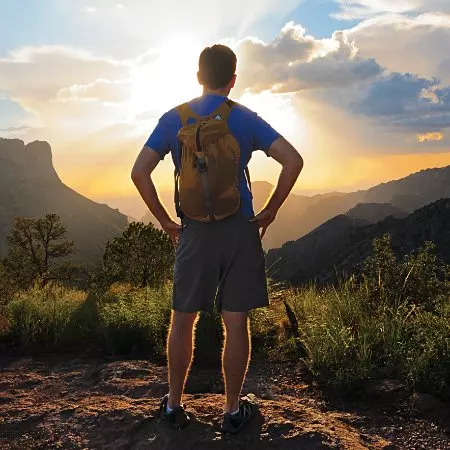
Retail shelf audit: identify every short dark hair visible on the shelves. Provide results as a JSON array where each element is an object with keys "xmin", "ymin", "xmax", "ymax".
[{"xmin": 199, "ymin": 45, "xmax": 237, "ymax": 90}]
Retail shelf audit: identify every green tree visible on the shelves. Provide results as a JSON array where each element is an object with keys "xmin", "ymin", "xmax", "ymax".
[
  {"xmin": 363, "ymin": 234, "xmax": 449, "ymax": 311},
  {"xmin": 4, "ymin": 214, "xmax": 78, "ymax": 288},
  {"xmin": 103, "ymin": 222, "xmax": 174, "ymax": 288}
]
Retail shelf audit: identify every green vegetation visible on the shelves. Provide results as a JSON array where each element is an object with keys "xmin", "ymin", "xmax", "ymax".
[
  {"xmin": 4, "ymin": 214, "xmax": 79, "ymax": 288},
  {"xmin": 98, "ymin": 283, "xmax": 172, "ymax": 358},
  {"xmin": 101, "ymin": 221, "xmax": 174, "ymax": 288},
  {"xmin": 7, "ymin": 285, "xmax": 94, "ymax": 349},
  {"xmin": 1, "ymin": 214, "xmax": 449, "ymax": 397},
  {"xmin": 284, "ymin": 236, "xmax": 450, "ymax": 392}
]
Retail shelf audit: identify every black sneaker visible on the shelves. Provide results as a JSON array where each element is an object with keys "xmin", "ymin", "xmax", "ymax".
[
  {"xmin": 158, "ymin": 394, "xmax": 191, "ymax": 430},
  {"xmin": 221, "ymin": 394, "xmax": 258, "ymax": 434}
]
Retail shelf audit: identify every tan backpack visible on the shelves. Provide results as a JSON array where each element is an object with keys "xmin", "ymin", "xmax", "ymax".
[{"xmin": 175, "ymin": 99, "xmax": 250, "ymax": 222}]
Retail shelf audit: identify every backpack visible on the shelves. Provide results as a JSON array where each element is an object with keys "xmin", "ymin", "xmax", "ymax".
[{"xmin": 175, "ymin": 99, "xmax": 251, "ymax": 222}]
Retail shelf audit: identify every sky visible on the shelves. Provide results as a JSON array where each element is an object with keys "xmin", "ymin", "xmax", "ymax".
[{"xmin": 1, "ymin": 0, "xmax": 450, "ymax": 219}]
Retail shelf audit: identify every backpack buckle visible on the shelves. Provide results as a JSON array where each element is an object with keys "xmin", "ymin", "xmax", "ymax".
[{"xmin": 196, "ymin": 156, "xmax": 207, "ymax": 172}]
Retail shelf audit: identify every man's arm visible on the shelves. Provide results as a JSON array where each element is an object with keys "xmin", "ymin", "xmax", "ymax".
[
  {"xmin": 131, "ymin": 147, "xmax": 181, "ymax": 246},
  {"xmin": 251, "ymin": 137, "xmax": 303, "ymax": 238}
]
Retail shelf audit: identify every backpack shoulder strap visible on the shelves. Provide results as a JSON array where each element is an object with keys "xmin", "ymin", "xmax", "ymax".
[
  {"xmin": 245, "ymin": 166, "xmax": 252, "ymax": 194},
  {"xmin": 176, "ymin": 102, "xmax": 203, "ymax": 127},
  {"xmin": 209, "ymin": 99, "xmax": 237, "ymax": 123}
]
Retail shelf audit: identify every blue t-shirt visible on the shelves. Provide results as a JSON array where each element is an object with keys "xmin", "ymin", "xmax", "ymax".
[{"xmin": 145, "ymin": 94, "xmax": 280, "ymax": 219}]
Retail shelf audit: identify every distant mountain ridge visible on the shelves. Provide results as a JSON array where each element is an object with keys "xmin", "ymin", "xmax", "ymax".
[
  {"xmin": 346, "ymin": 203, "xmax": 408, "ymax": 223},
  {"xmin": 143, "ymin": 165, "xmax": 450, "ymax": 250},
  {"xmin": 265, "ymin": 165, "xmax": 450, "ymax": 250},
  {"xmin": 266, "ymin": 198, "xmax": 450, "ymax": 286},
  {"xmin": 0, "ymin": 138, "xmax": 128, "ymax": 265}
]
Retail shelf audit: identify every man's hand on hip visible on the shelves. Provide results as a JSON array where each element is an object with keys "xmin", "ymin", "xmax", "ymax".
[
  {"xmin": 250, "ymin": 208, "xmax": 276, "ymax": 239},
  {"xmin": 161, "ymin": 219, "xmax": 182, "ymax": 247}
]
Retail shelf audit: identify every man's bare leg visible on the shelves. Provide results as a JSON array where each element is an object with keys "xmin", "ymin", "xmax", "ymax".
[
  {"xmin": 222, "ymin": 311, "xmax": 251, "ymax": 413},
  {"xmin": 167, "ymin": 311, "xmax": 198, "ymax": 409}
]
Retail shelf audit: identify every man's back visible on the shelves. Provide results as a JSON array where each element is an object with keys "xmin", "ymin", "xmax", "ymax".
[{"xmin": 145, "ymin": 94, "xmax": 280, "ymax": 219}]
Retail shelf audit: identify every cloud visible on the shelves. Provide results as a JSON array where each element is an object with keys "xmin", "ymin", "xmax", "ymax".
[
  {"xmin": 0, "ymin": 46, "xmax": 129, "ymax": 106},
  {"xmin": 417, "ymin": 131, "xmax": 444, "ymax": 143},
  {"xmin": 352, "ymin": 72, "xmax": 450, "ymax": 132},
  {"xmin": 56, "ymin": 79, "xmax": 131, "ymax": 103},
  {"xmin": 0, "ymin": 45, "xmax": 132, "ymax": 135},
  {"xmin": 344, "ymin": 13, "xmax": 450, "ymax": 82},
  {"xmin": 333, "ymin": 0, "xmax": 419, "ymax": 19},
  {"xmin": 234, "ymin": 24, "xmax": 382, "ymax": 94},
  {"xmin": 333, "ymin": 0, "xmax": 450, "ymax": 19},
  {"xmin": 0, "ymin": 125, "xmax": 33, "ymax": 132}
]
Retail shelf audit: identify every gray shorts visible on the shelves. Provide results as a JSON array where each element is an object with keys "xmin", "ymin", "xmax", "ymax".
[{"xmin": 173, "ymin": 213, "xmax": 269, "ymax": 313}]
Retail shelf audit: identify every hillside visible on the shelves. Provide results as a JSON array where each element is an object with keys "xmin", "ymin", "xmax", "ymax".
[
  {"xmin": 346, "ymin": 202, "xmax": 408, "ymax": 223},
  {"xmin": 266, "ymin": 166, "xmax": 450, "ymax": 250},
  {"xmin": 0, "ymin": 139, "xmax": 128, "ymax": 265},
  {"xmin": 266, "ymin": 198, "xmax": 450, "ymax": 285},
  {"xmin": 143, "ymin": 166, "xmax": 450, "ymax": 250}
]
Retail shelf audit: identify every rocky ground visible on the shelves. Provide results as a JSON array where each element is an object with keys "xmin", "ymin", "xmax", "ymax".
[{"xmin": 1, "ymin": 355, "xmax": 449, "ymax": 449}]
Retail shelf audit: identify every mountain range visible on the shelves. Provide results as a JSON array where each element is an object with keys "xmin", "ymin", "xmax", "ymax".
[
  {"xmin": 0, "ymin": 139, "xmax": 128, "ymax": 265},
  {"xmin": 266, "ymin": 198, "xmax": 450, "ymax": 286},
  {"xmin": 143, "ymin": 166, "xmax": 450, "ymax": 250},
  {"xmin": 2, "ymin": 138, "xmax": 449, "ymax": 274}
]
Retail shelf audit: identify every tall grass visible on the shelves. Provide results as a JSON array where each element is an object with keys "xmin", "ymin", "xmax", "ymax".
[
  {"xmin": 6, "ymin": 282, "xmax": 173, "ymax": 358},
  {"xmin": 3, "ymin": 235, "xmax": 449, "ymax": 396},
  {"xmin": 7, "ymin": 284, "xmax": 94, "ymax": 349},
  {"xmin": 98, "ymin": 283, "xmax": 172, "ymax": 358},
  {"xmin": 285, "ymin": 279, "xmax": 450, "ymax": 391}
]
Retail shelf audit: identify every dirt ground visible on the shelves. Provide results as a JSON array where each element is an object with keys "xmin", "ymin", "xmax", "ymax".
[{"xmin": 1, "ymin": 354, "xmax": 449, "ymax": 449}]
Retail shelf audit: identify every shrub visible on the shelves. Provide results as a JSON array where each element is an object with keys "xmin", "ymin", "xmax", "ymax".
[
  {"xmin": 288, "ymin": 282, "xmax": 378, "ymax": 389},
  {"xmin": 7, "ymin": 284, "xmax": 95, "ymax": 349},
  {"xmin": 98, "ymin": 283, "xmax": 172, "ymax": 359},
  {"xmin": 282, "ymin": 238, "xmax": 450, "ymax": 392},
  {"xmin": 364, "ymin": 235, "xmax": 449, "ymax": 312},
  {"xmin": 405, "ymin": 305, "xmax": 450, "ymax": 392}
]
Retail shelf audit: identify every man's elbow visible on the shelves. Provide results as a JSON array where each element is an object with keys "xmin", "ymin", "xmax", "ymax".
[
  {"xmin": 131, "ymin": 166, "xmax": 145, "ymax": 185},
  {"xmin": 292, "ymin": 152, "xmax": 304, "ymax": 174}
]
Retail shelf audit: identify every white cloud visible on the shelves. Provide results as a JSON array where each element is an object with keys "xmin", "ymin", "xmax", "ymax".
[
  {"xmin": 345, "ymin": 13, "xmax": 450, "ymax": 82},
  {"xmin": 56, "ymin": 79, "xmax": 131, "ymax": 103},
  {"xmin": 234, "ymin": 25, "xmax": 382, "ymax": 94},
  {"xmin": 333, "ymin": 0, "xmax": 419, "ymax": 19},
  {"xmin": 333, "ymin": 0, "xmax": 450, "ymax": 19},
  {"xmin": 0, "ymin": 46, "xmax": 129, "ymax": 110}
]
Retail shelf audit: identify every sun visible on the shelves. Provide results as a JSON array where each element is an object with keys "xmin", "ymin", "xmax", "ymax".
[{"xmin": 129, "ymin": 34, "xmax": 203, "ymax": 116}]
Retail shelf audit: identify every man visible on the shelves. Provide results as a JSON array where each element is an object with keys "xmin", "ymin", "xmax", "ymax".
[{"xmin": 131, "ymin": 44, "xmax": 303, "ymax": 434}]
